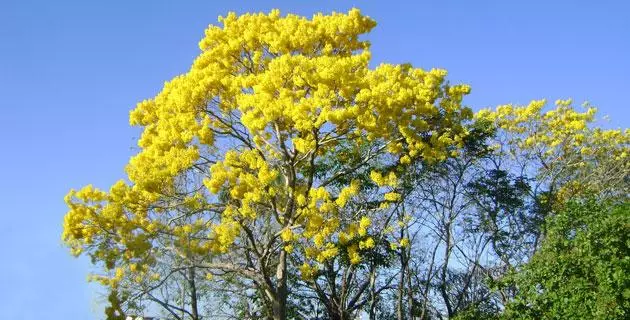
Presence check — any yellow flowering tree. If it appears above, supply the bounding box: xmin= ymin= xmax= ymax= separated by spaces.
xmin=62 ymin=9 xmax=474 ymax=320
xmin=453 ymin=100 xmax=630 ymax=316
xmin=476 ymin=99 xmax=629 ymax=209
xmin=386 ymin=101 xmax=629 ymax=319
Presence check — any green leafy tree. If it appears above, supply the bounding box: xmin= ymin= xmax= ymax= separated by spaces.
xmin=503 ymin=199 xmax=630 ymax=319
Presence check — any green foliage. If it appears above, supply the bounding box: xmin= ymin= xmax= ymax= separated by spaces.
xmin=454 ymin=305 xmax=500 ymax=320
xmin=503 ymin=199 xmax=630 ymax=319
xmin=104 ymin=290 xmax=127 ymax=320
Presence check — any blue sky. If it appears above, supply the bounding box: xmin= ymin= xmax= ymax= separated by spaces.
xmin=0 ymin=0 xmax=628 ymax=318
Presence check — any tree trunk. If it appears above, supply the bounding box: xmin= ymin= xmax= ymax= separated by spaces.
xmin=440 ymin=222 xmax=454 ymax=318
xmin=273 ymin=249 xmax=288 ymax=320
xmin=188 ymin=267 xmax=199 ymax=320
xmin=397 ymin=222 xmax=407 ymax=320
xmin=328 ymin=307 xmax=347 ymax=320
xmin=397 ymin=251 xmax=405 ymax=320
xmin=406 ymin=253 xmax=414 ymax=320
xmin=368 ymin=264 xmax=377 ymax=320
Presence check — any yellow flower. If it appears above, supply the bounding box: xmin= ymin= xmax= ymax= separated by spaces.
xmin=299 ymin=263 xmax=317 ymax=281
xmin=281 ymin=228 xmax=294 ymax=242
xmin=384 ymin=192 xmax=401 ymax=202
xmin=359 ymin=237 xmax=375 ymax=249
xmin=358 ymin=216 xmax=371 ymax=236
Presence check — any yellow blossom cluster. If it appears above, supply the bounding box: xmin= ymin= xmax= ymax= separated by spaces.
xmin=63 ymin=8 xmax=476 ymax=288
xmin=299 ymin=262 xmax=318 ymax=281
xmin=370 ymin=171 xmax=398 ymax=187
xmin=63 ymin=179 xmax=216 ymax=286
xmin=476 ymin=99 xmax=630 ymax=204
xmin=475 ymin=99 xmax=598 ymax=153
xmin=335 ymin=180 xmax=361 ymax=208
xmin=63 ymin=183 xmax=159 ymax=286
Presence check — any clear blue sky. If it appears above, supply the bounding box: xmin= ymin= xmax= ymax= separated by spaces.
xmin=0 ymin=0 xmax=628 ymax=318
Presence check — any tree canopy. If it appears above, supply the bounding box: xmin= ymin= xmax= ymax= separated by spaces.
xmin=503 ymin=200 xmax=629 ymax=319
xmin=62 ymin=8 xmax=629 ymax=320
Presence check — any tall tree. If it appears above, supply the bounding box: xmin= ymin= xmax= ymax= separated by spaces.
xmin=399 ymin=100 xmax=629 ymax=319
xmin=62 ymin=9 xmax=473 ymax=320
